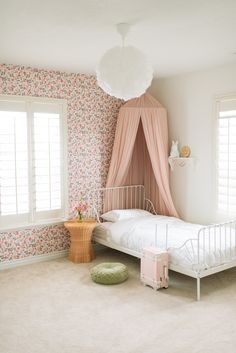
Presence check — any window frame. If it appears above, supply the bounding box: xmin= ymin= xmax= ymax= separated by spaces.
xmin=215 ymin=93 xmax=236 ymax=219
xmin=0 ymin=94 xmax=68 ymax=231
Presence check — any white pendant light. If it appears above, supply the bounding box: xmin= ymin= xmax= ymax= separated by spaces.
xmin=96 ymin=23 xmax=153 ymax=101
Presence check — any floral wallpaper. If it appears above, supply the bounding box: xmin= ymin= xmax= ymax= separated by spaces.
xmin=0 ymin=64 xmax=122 ymax=262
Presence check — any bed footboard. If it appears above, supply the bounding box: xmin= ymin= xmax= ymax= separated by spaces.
xmin=197 ymin=221 xmax=236 ymax=273
xmin=170 ymin=220 xmax=236 ymax=300
xmin=170 ymin=220 xmax=236 ymax=274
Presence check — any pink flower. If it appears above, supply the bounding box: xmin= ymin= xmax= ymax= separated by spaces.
xmin=74 ymin=197 xmax=89 ymax=214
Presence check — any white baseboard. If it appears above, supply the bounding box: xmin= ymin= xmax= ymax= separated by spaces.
xmin=0 ymin=243 xmax=107 ymax=271
xmin=0 ymin=249 xmax=69 ymax=271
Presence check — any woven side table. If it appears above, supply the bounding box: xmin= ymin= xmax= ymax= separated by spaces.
xmin=64 ymin=219 xmax=97 ymax=263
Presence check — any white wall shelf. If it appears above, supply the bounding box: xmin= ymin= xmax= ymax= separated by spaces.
xmin=168 ymin=157 xmax=194 ymax=171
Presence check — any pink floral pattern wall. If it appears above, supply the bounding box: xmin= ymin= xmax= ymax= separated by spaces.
xmin=0 ymin=64 xmax=122 ymax=262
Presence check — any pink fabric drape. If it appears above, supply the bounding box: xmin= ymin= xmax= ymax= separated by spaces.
xmin=106 ymin=93 xmax=178 ymax=217
xmin=141 ymin=110 xmax=178 ymax=217
xmin=106 ymin=109 xmax=141 ymax=186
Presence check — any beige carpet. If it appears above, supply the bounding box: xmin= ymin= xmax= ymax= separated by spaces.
xmin=1 ymin=248 xmax=236 ymax=353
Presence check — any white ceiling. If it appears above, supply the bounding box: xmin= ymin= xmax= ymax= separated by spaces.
xmin=1 ymin=0 xmax=236 ymax=77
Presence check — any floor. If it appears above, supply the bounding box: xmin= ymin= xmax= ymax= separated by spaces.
xmin=1 ymin=248 xmax=236 ymax=353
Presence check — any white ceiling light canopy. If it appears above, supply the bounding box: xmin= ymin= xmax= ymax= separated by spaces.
xmin=96 ymin=23 xmax=153 ymax=101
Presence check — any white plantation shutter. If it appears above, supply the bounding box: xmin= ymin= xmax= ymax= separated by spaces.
xmin=0 ymin=109 xmax=29 ymax=225
xmin=0 ymin=96 xmax=67 ymax=229
xmin=33 ymin=111 xmax=63 ymax=220
xmin=217 ymin=101 xmax=236 ymax=214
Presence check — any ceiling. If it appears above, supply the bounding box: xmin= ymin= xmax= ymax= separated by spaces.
xmin=1 ymin=0 xmax=236 ymax=77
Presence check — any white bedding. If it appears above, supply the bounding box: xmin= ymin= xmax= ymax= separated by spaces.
xmin=93 ymin=215 xmax=236 ymax=271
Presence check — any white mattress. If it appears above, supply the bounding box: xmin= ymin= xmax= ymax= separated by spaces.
xmin=93 ymin=215 xmax=236 ymax=271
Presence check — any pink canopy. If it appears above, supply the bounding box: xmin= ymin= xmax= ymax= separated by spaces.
xmin=106 ymin=93 xmax=178 ymax=217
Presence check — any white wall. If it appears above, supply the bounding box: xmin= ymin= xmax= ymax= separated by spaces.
xmin=149 ymin=63 xmax=236 ymax=224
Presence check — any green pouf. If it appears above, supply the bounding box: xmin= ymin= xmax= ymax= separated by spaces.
xmin=90 ymin=262 xmax=128 ymax=285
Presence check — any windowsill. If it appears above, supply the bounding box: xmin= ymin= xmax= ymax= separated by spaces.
xmin=0 ymin=218 xmax=68 ymax=233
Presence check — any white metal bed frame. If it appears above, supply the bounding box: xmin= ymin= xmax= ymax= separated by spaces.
xmin=87 ymin=185 xmax=236 ymax=300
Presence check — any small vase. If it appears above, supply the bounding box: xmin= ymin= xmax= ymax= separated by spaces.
xmin=77 ymin=212 xmax=83 ymax=222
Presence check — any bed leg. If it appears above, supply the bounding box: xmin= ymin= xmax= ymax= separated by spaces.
xmin=197 ymin=277 xmax=201 ymax=301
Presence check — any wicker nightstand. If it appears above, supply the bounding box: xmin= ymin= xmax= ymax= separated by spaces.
xmin=64 ymin=219 xmax=97 ymax=263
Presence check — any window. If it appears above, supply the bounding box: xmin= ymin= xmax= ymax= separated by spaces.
xmin=217 ymin=97 xmax=236 ymax=215
xmin=0 ymin=96 xmax=67 ymax=229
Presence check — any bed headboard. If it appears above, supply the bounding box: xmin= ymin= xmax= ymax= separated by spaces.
xmin=87 ymin=185 xmax=156 ymax=221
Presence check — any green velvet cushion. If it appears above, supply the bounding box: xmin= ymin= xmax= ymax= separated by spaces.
xmin=90 ymin=262 xmax=128 ymax=285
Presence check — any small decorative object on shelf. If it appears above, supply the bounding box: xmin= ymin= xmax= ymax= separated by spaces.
xmin=74 ymin=197 xmax=89 ymax=222
xmin=180 ymin=145 xmax=191 ymax=158
xmin=170 ymin=140 xmax=180 ymax=158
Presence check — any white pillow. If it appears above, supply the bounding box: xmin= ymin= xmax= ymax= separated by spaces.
xmin=101 ymin=209 xmax=153 ymax=222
